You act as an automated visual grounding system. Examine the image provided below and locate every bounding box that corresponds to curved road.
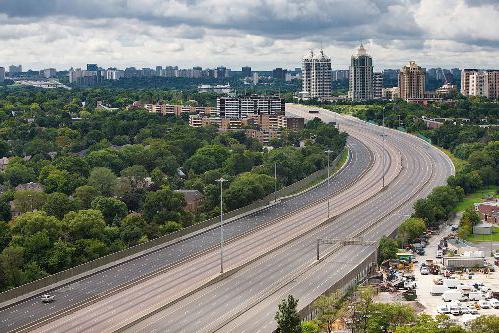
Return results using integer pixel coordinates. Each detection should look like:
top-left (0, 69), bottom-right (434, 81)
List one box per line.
top-left (119, 104), bottom-right (453, 333)
top-left (1, 132), bottom-right (371, 331)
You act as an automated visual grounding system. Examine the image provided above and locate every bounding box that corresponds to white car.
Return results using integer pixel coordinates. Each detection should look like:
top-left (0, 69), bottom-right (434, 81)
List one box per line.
top-left (41, 294), bottom-right (54, 303)
top-left (420, 267), bottom-right (429, 275)
top-left (479, 300), bottom-right (491, 309)
top-left (489, 298), bottom-right (499, 309)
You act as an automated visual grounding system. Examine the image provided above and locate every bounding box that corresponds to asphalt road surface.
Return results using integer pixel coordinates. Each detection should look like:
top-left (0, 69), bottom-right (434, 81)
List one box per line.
top-left (21, 105), bottom-right (452, 333)
top-left (118, 104), bottom-right (453, 333)
top-left (0, 122), bottom-right (371, 331)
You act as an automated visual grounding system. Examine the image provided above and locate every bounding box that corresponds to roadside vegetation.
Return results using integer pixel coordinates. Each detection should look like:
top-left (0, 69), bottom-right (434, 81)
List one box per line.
top-left (0, 87), bottom-right (346, 292)
top-left (276, 287), bottom-right (499, 333)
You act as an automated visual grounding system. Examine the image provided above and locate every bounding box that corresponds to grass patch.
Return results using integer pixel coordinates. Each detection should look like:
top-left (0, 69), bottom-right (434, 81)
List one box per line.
top-left (467, 227), bottom-right (499, 242)
top-left (453, 185), bottom-right (499, 212)
top-left (321, 105), bottom-right (378, 116)
top-left (437, 147), bottom-right (467, 172)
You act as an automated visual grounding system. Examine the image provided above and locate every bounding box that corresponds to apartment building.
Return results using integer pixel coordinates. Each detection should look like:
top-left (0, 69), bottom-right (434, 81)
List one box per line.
top-left (398, 61), bottom-right (425, 100)
top-left (216, 95), bottom-right (285, 118)
top-left (348, 44), bottom-right (374, 101)
top-left (301, 49), bottom-right (332, 99)
top-left (461, 69), bottom-right (499, 99)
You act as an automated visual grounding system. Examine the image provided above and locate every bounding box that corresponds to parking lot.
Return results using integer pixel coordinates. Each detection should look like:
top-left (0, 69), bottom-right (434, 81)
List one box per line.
top-left (413, 225), bottom-right (499, 323)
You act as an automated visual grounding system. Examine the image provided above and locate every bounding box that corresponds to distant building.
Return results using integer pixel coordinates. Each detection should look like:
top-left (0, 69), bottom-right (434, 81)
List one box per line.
top-left (86, 64), bottom-right (99, 71)
top-left (382, 87), bottom-right (400, 100)
top-left (42, 68), bottom-right (57, 78)
top-left (398, 61), bottom-right (425, 101)
top-left (475, 200), bottom-right (499, 224)
top-left (8, 65), bottom-right (22, 75)
top-left (436, 83), bottom-right (457, 97)
top-left (252, 72), bottom-right (259, 85)
top-left (106, 69), bottom-right (124, 80)
top-left (174, 190), bottom-right (204, 212)
top-left (461, 69), bottom-right (499, 99)
top-left (215, 66), bottom-right (229, 79)
top-left (242, 66), bottom-right (252, 78)
top-left (332, 70), bottom-right (349, 81)
top-left (373, 72), bottom-right (384, 99)
top-left (216, 95), bottom-right (285, 118)
top-left (301, 49), bottom-right (332, 100)
top-left (348, 44), bottom-right (373, 101)
top-left (144, 103), bottom-right (211, 117)
top-left (0, 67), bottom-right (4, 83)
top-left (272, 68), bottom-right (287, 81)
top-left (198, 84), bottom-right (232, 94)
top-left (15, 182), bottom-right (43, 192)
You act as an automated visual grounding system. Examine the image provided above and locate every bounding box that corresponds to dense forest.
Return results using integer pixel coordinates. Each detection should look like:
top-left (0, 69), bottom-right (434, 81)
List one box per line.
top-left (0, 87), bottom-right (346, 291)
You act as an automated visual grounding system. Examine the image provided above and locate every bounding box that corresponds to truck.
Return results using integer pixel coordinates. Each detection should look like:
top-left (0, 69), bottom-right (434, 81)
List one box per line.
top-left (443, 279), bottom-right (460, 289)
top-left (442, 290), bottom-right (468, 302)
top-left (431, 285), bottom-right (448, 296)
top-left (468, 291), bottom-right (485, 301)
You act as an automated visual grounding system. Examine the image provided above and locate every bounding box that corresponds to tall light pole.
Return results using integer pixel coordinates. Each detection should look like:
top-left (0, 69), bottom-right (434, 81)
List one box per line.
top-left (325, 149), bottom-right (334, 218)
top-left (274, 162), bottom-right (278, 202)
top-left (380, 133), bottom-right (387, 189)
top-left (215, 177), bottom-right (227, 274)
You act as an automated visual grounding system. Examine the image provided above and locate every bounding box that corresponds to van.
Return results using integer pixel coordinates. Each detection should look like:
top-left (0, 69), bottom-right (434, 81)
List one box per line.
top-left (468, 292), bottom-right (484, 301)
top-left (442, 290), bottom-right (468, 302)
top-left (443, 279), bottom-right (460, 289)
top-left (449, 303), bottom-right (461, 316)
top-left (436, 249), bottom-right (443, 258)
top-left (431, 285), bottom-right (448, 296)
top-left (437, 304), bottom-right (450, 314)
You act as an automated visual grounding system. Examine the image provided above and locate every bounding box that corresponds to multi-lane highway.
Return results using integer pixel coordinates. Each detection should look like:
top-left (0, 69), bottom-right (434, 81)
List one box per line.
top-left (1, 121), bottom-right (371, 332)
top-left (1, 104), bottom-right (453, 333)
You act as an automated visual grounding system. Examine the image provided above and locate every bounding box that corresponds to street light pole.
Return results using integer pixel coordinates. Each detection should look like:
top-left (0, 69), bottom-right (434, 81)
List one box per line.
top-left (380, 133), bottom-right (387, 189)
top-left (274, 162), bottom-right (277, 202)
top-left (215, 177), bottom-right (227, 274)
top-left (325, 149), bottom-right (334, 218)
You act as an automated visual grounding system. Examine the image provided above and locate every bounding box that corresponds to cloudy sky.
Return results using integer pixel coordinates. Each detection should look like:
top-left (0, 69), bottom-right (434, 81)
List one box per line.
top-left (1, 0), bottom-right (499, 71)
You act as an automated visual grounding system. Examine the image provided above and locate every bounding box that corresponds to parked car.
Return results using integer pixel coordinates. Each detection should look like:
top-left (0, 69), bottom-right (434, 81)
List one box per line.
top-left (41, 294), bottom-right (54, 303)
top-left (437, 304), bottom-right (450, 314)
top-left (467, 305), bottom-right (479, 314)
top-left (450, 303), bottom-right (461, 316)
top-left (420, 266), bottom-right (429, 275)
top-left (489, 298), bottom-right (499, 309)
top-left (478, 300), bottom-right (491, 309)
top-left (436, 249), bottom-right (443, 258)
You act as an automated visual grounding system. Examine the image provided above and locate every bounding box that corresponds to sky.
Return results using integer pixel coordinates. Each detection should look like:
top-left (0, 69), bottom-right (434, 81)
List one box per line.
top-left (1, 0), bottom-right (499, 71)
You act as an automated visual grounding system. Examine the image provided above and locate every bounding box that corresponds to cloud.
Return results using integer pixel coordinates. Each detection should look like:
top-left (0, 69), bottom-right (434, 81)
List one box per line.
top-left (0, 0), bottom-right (498, 70)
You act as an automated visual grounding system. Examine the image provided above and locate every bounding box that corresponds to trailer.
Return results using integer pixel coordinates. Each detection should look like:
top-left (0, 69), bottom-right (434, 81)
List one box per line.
top-left (443, 257), bottom-right (485, 269)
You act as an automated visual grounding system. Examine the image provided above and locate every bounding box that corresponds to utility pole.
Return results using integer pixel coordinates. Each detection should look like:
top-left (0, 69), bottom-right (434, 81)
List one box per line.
top-left (325, 149), bottom-right (334, 218)
top-left (274, 162), bottom-right (278, 202)
top-left (380, 133), bottom-right (387, 189)
top-left (215, 177), bottom-right (227, 274)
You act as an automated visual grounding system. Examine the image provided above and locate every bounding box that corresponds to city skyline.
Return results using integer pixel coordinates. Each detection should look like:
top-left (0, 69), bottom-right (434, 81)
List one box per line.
top-left (1, 0), bottom-right (499, 70)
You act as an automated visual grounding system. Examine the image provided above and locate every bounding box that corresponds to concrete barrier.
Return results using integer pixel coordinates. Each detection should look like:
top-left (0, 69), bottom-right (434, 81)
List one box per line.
top-left (0, 149), bottom-right (345, 305)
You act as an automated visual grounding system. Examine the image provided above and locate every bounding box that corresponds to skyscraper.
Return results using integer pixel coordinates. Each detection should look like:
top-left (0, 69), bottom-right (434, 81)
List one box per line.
top-left (8, 65), bottom-right (22, 75)
top-left (241, 66), bottom-right (252, 78)
top-left (301, 49), bottom-right (332, 99)
top-left (399, 61), bottom-right (425, 100)
top-left (348, 44), bottom-right (373, 100)
top-left (0, 67), bottom-right (4, 83)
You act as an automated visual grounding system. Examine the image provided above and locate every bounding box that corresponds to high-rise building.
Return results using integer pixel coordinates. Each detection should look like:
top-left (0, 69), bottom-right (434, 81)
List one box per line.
top-left (462, 69), bottom-right (499, 99)
top-left (242, 66), bottom-right (252, 78)
top-left (398, 61), bottom-right (425, 100)
top-left (156, 66), bottom-right (163, 76)
top-left (0, 67), bottom-right (4, 83)
top-left (373, 72), bottom-right (384, 99)
top-left (42, 68), bottom-right (57, 78)
top-left (348, 44), bottom-right (374, 100)
top-left (301, 49), bottom-right (332, 99)
top-left (215, 66), bottom-right (228, 79)
top-left (332, 70), bottom-right (349, 81)
top-left (8, 65), bottom-right (22, 75)
top-left (272, 68), bottom-right (287, 81)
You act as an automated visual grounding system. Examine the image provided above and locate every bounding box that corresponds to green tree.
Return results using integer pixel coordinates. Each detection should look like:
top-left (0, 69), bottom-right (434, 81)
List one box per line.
top-left (301, 321), bottom-right (319, 333)
top-left (74, 185), bottom-right (100, 209)
top-left (42, 192), bottom-right (75, 219)
top-left (378, 236), bottom-right (398, 263)
top-left (12, 191), bottom-right (48, 215)
top-left (3, 163), bottom-right (36, 187)
top-left (468, 315), bottom-right (499, 333)
top-left (397, 218), bottom-right (426, 245)
top-left (313, 291), bottom-right (344, 333)
top-left (91, 196), bottom-right (128, 225)
top-left (224, 172), bottom-right (275, 210)
top-left (62, 210), bottom-right (106, 241)
top-left (143, 187), bottom-right (185, 225)
top-left (275, 295), bottom-right (302, 333)
top-left (87, 167), bottom-right (117, 196)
